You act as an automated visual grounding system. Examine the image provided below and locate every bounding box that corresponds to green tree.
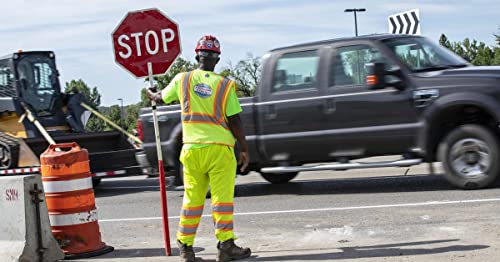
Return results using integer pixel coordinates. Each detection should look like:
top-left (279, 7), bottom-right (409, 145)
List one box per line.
top-left (439, 34), bottom-right (452, 49)
top-left (124, 103), bottom-right (141, 133)
top-left (227, 53), bottom-right (261, 97)
top-left (65, 79), bottom-right (105, 132)
top-left (103, 105), bottom-right (122, 131)
top-left (494, 27), bottom-right (500, 46)
top-left (439, 34), bottom-right (498, 66)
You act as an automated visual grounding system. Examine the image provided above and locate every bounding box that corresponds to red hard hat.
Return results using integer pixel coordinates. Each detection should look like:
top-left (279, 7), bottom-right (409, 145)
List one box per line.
top-left (195, 35), bottom-right (221, 54)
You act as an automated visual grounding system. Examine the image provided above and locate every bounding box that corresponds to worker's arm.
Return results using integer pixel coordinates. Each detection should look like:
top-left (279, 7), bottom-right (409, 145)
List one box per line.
top-left (145, 73), bottom-right (183, 104)
top-left (225, 81), bottom-right (249, 172)
top-left (228, 114), bottom-right (249, 172)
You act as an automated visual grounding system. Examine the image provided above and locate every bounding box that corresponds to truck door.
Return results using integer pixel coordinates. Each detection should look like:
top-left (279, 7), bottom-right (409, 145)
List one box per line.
top-left (323, 43), bottom-right (420, 158)
top-left (257, 49), bottom-right (327, 163)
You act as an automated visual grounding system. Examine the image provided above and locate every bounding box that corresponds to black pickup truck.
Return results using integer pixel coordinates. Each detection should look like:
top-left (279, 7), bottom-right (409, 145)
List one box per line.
top-left (137, 34), bottom-right (500, 189)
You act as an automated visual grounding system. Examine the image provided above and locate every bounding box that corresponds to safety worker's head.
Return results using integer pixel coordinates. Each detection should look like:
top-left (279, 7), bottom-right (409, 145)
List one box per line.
top-left (195, 35), bottom-right (221, 71)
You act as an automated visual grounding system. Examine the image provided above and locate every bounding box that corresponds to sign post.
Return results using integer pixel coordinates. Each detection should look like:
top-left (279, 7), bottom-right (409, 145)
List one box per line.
top-left (112, 8), bottom-right (181, 256)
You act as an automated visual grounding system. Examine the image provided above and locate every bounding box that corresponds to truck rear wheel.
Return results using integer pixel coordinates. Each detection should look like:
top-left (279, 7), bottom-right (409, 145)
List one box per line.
top-left (438, 124), bottom-right (500, 189)
top-left (260, 172), bottom-right (298, 184)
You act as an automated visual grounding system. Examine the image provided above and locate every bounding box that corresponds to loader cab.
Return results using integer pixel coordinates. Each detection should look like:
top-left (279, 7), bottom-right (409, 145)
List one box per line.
top-left (12, 51), bottom-right (62, 117)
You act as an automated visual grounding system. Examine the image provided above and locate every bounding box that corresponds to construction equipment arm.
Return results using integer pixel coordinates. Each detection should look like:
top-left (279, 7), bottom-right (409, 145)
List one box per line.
top-left (79, 102), bottom-right (142, 145)
top-left (20, 103), bottom-right (57, 145)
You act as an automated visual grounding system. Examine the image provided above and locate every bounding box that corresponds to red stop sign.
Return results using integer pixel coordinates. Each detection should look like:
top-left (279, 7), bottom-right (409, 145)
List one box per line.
top-left (112, 9), bottom-right (181, 78)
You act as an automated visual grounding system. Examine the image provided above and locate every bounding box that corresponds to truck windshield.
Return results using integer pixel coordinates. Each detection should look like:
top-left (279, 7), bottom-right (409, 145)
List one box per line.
top-left (16, 54), bottom-right (59, 116)
top-left (383, 37), bottom-right (469, 72)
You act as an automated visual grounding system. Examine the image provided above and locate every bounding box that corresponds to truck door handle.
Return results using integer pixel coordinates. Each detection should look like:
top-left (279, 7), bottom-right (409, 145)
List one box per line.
top-left (414, 89), bottom-right (439, 107)
top-left (265, 105), bottom-right (277, 120)
top-left (323, 99), bottom-right (336, 114)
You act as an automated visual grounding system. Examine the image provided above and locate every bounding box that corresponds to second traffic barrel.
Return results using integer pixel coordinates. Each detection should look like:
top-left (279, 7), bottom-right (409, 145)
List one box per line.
top-left (40, 142), bottom-right (113, 259)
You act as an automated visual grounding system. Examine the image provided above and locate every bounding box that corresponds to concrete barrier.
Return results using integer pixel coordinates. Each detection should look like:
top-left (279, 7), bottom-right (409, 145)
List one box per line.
top-left (0, 175), bottom-right (64, 262)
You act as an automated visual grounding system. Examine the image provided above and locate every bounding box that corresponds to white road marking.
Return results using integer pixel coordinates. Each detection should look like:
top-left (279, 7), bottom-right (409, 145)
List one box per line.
top-left (99, 197), bottom-right (500, 223)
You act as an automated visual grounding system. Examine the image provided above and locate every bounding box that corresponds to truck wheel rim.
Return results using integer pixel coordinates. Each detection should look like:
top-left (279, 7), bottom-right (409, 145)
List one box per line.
top-left (449, 138), bottom-right (490, 178)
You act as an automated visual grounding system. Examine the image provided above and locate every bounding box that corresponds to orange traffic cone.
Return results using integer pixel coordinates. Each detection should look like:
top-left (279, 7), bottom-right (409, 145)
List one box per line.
top-left (41, 143), bottom-right (113, 259)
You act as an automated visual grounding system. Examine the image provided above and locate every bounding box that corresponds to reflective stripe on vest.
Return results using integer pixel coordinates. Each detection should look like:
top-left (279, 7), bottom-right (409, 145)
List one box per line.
top-left (181, 114), bottom-right (229, 129)
top-left (181, 71), bottom-right (232, 128)
top-left (182, 72), bottom-right (192, 113)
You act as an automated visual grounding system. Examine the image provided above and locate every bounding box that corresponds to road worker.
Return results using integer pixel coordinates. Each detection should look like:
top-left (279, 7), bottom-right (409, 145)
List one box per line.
top-left (146, 35), bottom-right (251, 262)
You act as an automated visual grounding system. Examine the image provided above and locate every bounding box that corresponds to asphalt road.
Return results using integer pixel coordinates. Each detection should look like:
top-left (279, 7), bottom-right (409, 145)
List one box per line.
top-left (80, 161), bottom-right (500, 262)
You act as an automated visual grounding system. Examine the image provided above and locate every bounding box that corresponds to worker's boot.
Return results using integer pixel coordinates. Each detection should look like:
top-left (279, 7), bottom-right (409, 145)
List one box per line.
top-left (216, 239), bottom-right (251, 262)
top-left (177, 240), bottom-right (195, 262)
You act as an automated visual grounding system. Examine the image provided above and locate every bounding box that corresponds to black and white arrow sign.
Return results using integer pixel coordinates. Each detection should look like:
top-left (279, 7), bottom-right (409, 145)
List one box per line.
top-left (388, 9), bottom-right (421, 35)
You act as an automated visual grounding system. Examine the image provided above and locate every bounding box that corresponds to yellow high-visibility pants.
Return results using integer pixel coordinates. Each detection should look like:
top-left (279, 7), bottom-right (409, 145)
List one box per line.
top-left (177, 144), bottom-right (237, 246)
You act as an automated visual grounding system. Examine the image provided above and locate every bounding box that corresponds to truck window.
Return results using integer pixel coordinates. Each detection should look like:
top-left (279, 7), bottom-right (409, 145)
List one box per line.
top-left (331, 45), bottom-right (382, 87)
top-left (272, 50), bottom-right (319, 93)
top-left (17, 55), bottom-right (59, 116)
top-left (383, 37), bottom-right (468, 72)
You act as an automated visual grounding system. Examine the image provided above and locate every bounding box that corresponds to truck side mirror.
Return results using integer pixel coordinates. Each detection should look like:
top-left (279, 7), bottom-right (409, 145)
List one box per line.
top-left (366, 62), bottom-right (406, 91)
top-left (365, 62), bottom-right (386, 90)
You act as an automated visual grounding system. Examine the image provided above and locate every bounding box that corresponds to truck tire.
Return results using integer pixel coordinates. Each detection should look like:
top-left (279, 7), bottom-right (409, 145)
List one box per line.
top-left (260, 172), bottom-right (298, 184)
top-left (438, 124), bottom-right (500, 189)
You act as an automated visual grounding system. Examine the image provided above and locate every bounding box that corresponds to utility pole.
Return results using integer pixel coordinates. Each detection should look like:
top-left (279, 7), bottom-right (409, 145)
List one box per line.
top-left (345, 8), bottom-right (366, 37)
top-left (117, 98), bottom-right (124, 128)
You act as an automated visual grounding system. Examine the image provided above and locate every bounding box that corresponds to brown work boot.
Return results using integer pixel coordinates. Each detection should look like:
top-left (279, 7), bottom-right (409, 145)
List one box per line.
top-left (216, 239), bottom-right (251, 262)
top-left (177, 240), bottom-right (195, 262)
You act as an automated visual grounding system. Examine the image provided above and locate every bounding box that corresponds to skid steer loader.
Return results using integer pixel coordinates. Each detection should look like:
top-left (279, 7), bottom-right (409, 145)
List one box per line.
top-left (0, 50), bottom-right (142, 186)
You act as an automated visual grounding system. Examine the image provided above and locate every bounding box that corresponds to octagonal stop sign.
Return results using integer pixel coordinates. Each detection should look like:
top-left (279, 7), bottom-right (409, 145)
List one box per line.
top-left (112, 9), bottom-right (181, 78)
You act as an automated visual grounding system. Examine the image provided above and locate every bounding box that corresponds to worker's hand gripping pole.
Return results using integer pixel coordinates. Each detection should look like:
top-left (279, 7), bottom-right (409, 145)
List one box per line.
top-left (148, 62), bottom-right (172, 256)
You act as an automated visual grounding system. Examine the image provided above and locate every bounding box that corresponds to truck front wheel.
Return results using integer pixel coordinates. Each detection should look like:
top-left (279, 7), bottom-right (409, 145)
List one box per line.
top-left (260, 172), bottom-right (298, 184)
top-left (438, 124), bottom-right (500, 189)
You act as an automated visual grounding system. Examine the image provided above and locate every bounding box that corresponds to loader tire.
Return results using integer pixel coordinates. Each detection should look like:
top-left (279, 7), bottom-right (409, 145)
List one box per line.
top-left (0, 132), bottom-right (20, 170)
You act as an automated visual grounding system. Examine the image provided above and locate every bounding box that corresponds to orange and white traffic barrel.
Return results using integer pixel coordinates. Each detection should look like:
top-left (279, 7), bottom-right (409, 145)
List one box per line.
top-left (40, 142), bottom-right (113, 259)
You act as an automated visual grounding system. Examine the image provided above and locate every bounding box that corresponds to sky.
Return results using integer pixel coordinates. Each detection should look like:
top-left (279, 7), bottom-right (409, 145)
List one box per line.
top-left (1, 0), bottom-right (499, 106)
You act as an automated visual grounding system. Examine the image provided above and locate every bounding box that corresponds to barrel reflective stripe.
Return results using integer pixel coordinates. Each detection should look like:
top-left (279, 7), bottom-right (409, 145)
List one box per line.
top-left (49, 209), bottom-right (98, 227)
top-left (181, 206), bottom-right (204, 217)
top-left (181, 114), bottom-right (229, 129)
top-left (212, 203), bottom-right (234, 213)
top-left (215, 220), bottom-right (234, 230)
top-left (182, 72), bottom-right (193, 113)
top-left (214, 78), bottom-right (231, 120)
top-left (43, 177), bottom-right (93, 193)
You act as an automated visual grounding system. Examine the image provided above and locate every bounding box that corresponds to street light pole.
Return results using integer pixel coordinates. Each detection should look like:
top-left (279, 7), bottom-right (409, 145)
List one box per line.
top-left (117, 98), bottom-right (124, 128)
top-left (345, 8), bottom-right (366, 37)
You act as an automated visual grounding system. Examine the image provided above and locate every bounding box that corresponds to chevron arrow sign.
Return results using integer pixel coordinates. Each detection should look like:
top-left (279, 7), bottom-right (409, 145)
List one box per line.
top-left (388, 9), bottom-right (421, 35)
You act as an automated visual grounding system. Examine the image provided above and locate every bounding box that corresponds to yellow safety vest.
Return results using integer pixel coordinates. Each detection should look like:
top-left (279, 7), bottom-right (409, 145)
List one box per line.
top-left (180, 70), bottom-right (236, 147)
